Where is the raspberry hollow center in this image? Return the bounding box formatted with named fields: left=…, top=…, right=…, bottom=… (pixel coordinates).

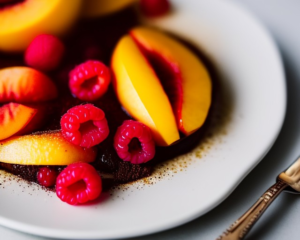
left=67, top=179, right=87, bottom=195
left=79, top=120, right=98, bottom=136
left=128, top=137, right=142, bottom=153
left=81, top=76, right=99, bottom=92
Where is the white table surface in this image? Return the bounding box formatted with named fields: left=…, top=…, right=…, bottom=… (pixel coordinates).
left=2, top=0, right=300, bottom=239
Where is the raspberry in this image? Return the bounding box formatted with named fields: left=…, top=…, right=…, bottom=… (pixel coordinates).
left=61, top=104, right=109, bottom=148
left=37, top=167, right=57, bottom=187
left=114, top=120, right=155, bottom=164
left=56, top=163, right=102, bottom=205
left=25, top=34, right=65, bottom=72
left=140, top=0, right=170, bottom=17
left=69, top=60, right=111, bottom=101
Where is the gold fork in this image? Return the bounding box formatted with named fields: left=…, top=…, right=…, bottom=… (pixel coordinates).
left=217, top=156, right=300, bottom=240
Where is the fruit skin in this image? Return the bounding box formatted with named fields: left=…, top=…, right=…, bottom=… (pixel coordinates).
left=114, top=120, right=155, bottom=164
left=0, top=0, right=82, bottom=52
left=37, top=167, right=57, bottom=187
left=0, top=67, right=57, bottom=140
left=0, top=130, right=97, bottom=165
left=111, top=34, right=179, bottom=146
left=0, top=103, right=37, bottom=140
left=61, top=104, right=110, bottom=148
left=130, top=27, right=212, bottom=135
left=56, top=162, right=102, bottom=205
left=82, top=0, right=136, bottom=18
left=15, top=103, right=50, bottom=136
left=25, top=34, right=65, bottom=72
left=0, top=67, right=58, bottom=103
left=140, top=0, right=170, bottom=17
left=69, top=60, right=111, bottom=101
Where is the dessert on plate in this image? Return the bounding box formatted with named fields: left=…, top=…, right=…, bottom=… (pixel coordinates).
left=0, top=0, right=214, bottom=205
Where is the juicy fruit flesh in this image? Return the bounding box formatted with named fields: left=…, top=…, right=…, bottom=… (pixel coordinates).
left=0, top=0, right=42, bottom=32
left=0, top=0, right=82, bottom=52
left=0, top=66, right=57, bottom=141
left=0, top=0, right=25, bottom=9
left=112, top=35, right=180, bottom=146
left=130, top=27, right=212, bottom=135
left=0, top=103, right=37, bottom=140
left=135, top=43, right=183, bottom=131
left=0, top=131, right=97, bottom=165
left=0, top=67, right=58, bottom=103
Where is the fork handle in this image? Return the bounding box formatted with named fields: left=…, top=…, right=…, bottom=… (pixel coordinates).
left=216, top=180, right=287, bottom=240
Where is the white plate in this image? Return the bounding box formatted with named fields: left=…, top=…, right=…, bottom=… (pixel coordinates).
left=0, top=0, right=286, bottom=239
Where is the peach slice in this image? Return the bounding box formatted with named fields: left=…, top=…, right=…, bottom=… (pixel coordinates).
left=15, top=103, right=50, bottom=136
left=0, top=0, right=82, bottom=52
left=0, top=103, right=37, bottom=141
left=130, top=27, right=212, bottom=136
left=0, top=131, right=97, bottom=165
left=111, top=34, right=180, bottom=146
left=82, top=0, right=136, bottom=18
left=0, top=67, right=58, bottom=103
left=111, top=27, right=212, bottom=145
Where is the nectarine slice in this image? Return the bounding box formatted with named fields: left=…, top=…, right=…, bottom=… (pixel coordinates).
left=0, top=103, right=37, bottom=140
left=0, top=131, right=97, bottom=165
left=130, top=27, right=212, bottom=136
left=0, top=0, right=82, bottom=52
left=15, top=103, right=50, bottom=136
left=111, top=35, right=180, bottom=146
left=82, top=0, right=136, bottom=18
left=0, top=67, right=58, bottom=103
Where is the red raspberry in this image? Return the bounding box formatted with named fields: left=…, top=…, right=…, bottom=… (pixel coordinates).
left=61, top=104, right=109, bottom=148
left=56, top=163, right=102, bottom=205
left=114, top=120, right=155, bottom=164
left=37, top=167, right=57, bottom=187
left=25, top=34, right=65, bottom=72
left=69, top=60, right=111, bottom=101
left=140, top=0, right=170, bottom=17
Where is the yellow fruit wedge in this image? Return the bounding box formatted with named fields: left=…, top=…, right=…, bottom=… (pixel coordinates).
left=0, top=103, right=37, bottom=141
left=0, top=131, right=97, bottom=165
left=111, top=35, right=180, bottom=146
left=130, top=27, right=212, bottom=135
left=111, top=27, right=212, bottom=145
left=0, top=0, right=82, bottom=52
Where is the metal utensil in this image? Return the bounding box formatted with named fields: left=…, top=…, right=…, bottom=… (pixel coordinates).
left=217, top=156, right=300, bottom=240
